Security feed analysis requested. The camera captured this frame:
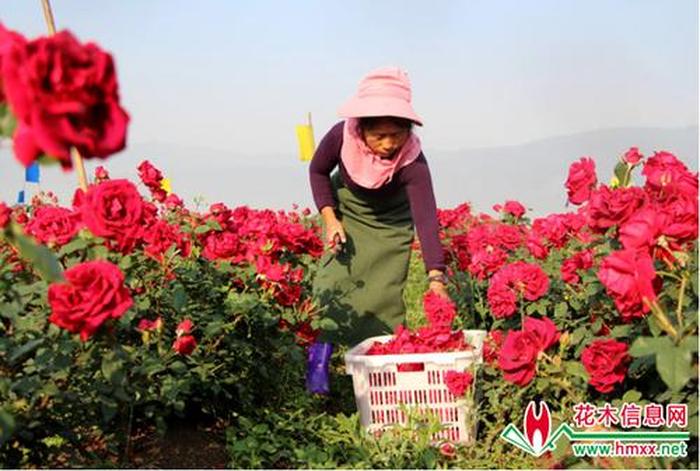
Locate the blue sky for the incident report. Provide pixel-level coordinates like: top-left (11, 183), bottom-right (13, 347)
top-left (0, 0), bottom-right (697, 210)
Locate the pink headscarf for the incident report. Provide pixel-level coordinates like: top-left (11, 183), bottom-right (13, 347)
top-left (340, 118), bottom-right (422, 189)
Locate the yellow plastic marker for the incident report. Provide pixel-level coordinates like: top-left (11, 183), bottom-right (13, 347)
top-left (161, 178), bottom-right (172, 195)
top-left (296, 112), bottom-right (316, 162)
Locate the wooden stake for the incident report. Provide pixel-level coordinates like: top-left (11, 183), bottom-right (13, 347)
top-left (40, 0), bottom-right (88, 191)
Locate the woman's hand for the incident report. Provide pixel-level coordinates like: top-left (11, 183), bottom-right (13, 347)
top-left (320, 206), bottom-right (346, 253)
top-left (427, 270), bottom-right (450, 299)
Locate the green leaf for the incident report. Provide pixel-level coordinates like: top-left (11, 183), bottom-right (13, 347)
top-left (621, 389), bottom-right (642, 403)
top-left (172, 285), bottom-right (188, 312)
top-left (101, 353), bottom-right (124, 384)
top-left (8, 338), bottom-right (44, 364)
top-left (194, 225), bottom-right (213, 234)
top-left (564, 361), bottom-right (588, 380)
top-left (0, 103), bottom-right (17, 138)
top-left (0, 408), bottom-right (16, 446)
top-left (12, 232), bottom-right (64, 282)
top-left (317, 318), bottom-right (338, 331)
top-left (629, 336), bottom-right (672, 357)
top-left (56, 238), bottom-right (88, 257)
top-left (554, 302), bottom-right (568, 318)
top-left (655, 345), bottom-right (694, 393)
top-left (681, 336), bottom-right (698, 352)
top-left (609, 325), bottom-right (632, 339)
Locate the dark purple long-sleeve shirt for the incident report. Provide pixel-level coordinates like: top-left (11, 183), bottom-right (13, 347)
top-left (309, 121), bottom-right (445, 272)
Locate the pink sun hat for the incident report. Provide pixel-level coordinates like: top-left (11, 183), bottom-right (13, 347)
top-left (337, 66), bottom-right (423, 126)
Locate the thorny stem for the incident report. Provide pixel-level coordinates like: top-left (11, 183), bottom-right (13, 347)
top-left (676, 275), bottom-right (688, 331)
top-left (645, 299), bottom-right (679, 341)
top-left (657, 271), bottom-right (684, 283)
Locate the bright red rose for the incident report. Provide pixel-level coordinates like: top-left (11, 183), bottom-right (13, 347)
top-left (24, 206), bottom-right (81, 246)
top-left (173, 335), bottom-right (197, 355)
top-left (525, 234), bottom-right (549, 259)
top-left (143, 220), bottom-right (191, 261)
top-left (77, 179), bottom-right (147, 252)
top-left (561, 249), bottom-right (595, 284)
top-left (0, 202), bottom-right (10, 228)
top-left (519, 263), bottom-right (550, 301)
top-left (503, 200), bottom-right (526, 218)
top-left (642, 151), bottom-right (698, 201)
top-left (2, 30), bottom-right (129, 168)
top-left (597, 249), bottom-right (659, 322)
top-left (618, 206), bottom-right (663, 251)
top-left (438, 442), bottom-right (457, 459)
top-left (494, 224), bottom-right (524, 251)
top-left (137, 317), bottom-right (162, 332)
top-left (586, 186), bottom-right (647, 232)
top-left (565, 157), bottom-right (597, 205)
top-left (660, 195), bottom-right (698, 246)
top-left (423, 291), bottom-right (457, 329)
top-left (94, 166), bottom-right (110, 182)
top-left (623, 147), bottom-right (643, 165)
top-left (498, 330), bottom-right (540, 386)
top-left (201, 230), bottom-right (241, 261)
top-left (0, 25), bottom-right (26, 105)
top-left (176, 319), bottom-right (193, 336)
top-left (522, 316), bottom-right (560, 351)
top-left (487, 282), bottom-right (518, 318)
top-left (48, 260), bottom-right (132, 341)
top-left (581, 338), bottom-right (629, 393)
top-left (468, 247), bottom-right (508, 280)
top-left (444, 370), bottom-right (473, 397)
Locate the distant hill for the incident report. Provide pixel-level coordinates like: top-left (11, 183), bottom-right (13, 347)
top-left (0, 126), bottom-right (696, 217)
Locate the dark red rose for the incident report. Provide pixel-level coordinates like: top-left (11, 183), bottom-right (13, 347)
top-left (586, 185), bottom-right (647, 232)
top-left (0, 202), bottom-right (10, 228)
top-left (597, 249), bottom-right (659, 322)
top-left (444, 370), bottom-right (473, 397)
top-left (483, 329), bottom-right (504, 364)
top-left (173, 335), bottom-right (197, 355)
top-left (498, 330), bottom-right (540, 386)
top-left (24, 205), bottom-right (82, 246)
top-left (565, 157), bottom-right (597, 205)
top-left (423, 291), bottom-right (457, 329)
top-left (581, 338), bottom-right (629, 393)
top-left (48, 260), bottom-right (132, 341)
top-left (77, 179), bottom-right (146, 252)
top-left (2, 30), bottom-right (129, 168)
top-left (142, 220), bottom-right (191, 261)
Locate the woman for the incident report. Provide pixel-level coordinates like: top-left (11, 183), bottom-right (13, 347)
top-left (306, 67), bottom-right (449, 392)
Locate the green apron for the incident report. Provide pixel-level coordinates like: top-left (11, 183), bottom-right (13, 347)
top-left (313, 172), bottom-right (414, 347)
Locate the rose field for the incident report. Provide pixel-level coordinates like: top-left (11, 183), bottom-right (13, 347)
top-left (0, 21), bottom-right (698, 470)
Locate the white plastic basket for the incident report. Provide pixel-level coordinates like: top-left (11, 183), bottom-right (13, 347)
top-left (344, 329), bottom-right (487, 443)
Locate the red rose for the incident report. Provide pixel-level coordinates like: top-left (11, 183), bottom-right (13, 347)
top-left (487, 282), bottom-right (518, 319)
top-left (498, 316), bottom-right (560, 386)
top-left (660, 195), bottom-right (698, 246)
top-left (2, 30), bottom-right (129, 168)
top-left (618, 206), bottom-right (663, 251)
top-left (173, 335), bottom-right (197, 355)
top-left (519, 263), bottom-right (550, 301)
top-left (137, 317), bottom-right (162, 332)
top-left (586, 186), bottom-right (647, 232)
top-left (438, 442), bottom-right (457, 459)
top-left (483, 329), bottom-right (504, 364)
top-left (561, 249), bottom-right (594, 285)
top-left (623, 147), bottom-right (643, 165)
top-left (94, 165), bottom-right (110, 182)
top-left (498, 330), bottom-right (540, 386)
top-left (581, 339), bottom-right (629, 393)
top-left (522, 316), bottom-right (560, 351)
top-left (565, 157), bottom-right (597, 205)
top-left (597, 249), bottom-right (659, 322)
top-left (0, 202), bottom-right (10, 229)
top-left (24, 205), bottom-right (82, 246)
top-left (468, 247), bottom-right (508, 280)
top-left (444, 370), bottom-right (473, 397)
top-left (0, 25), bottom-right (26, 105)
top-left (48, 260), bottom-right (132, 341)
top-left (503, 200), bottom-right (526, 218)
top-left (176, 319), bottom-right (193, 336)
top-left (142, 220), bottom-right (191, 261)
top-left (494, 224), bottom-right (524, 251)
top-left (526, 234), bottom-right (549, 259)
top-left (77, 179), bottom-right (146, 252)
top-left (423, 291), bottom-right (457, 329)
top-left (642, 151), bottom-right (698, 201)
top-left (201, 230), bottom-right (241, 261)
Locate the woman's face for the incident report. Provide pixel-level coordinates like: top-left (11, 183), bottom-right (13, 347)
top-left (362, 119), bottom-right (410, 159)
